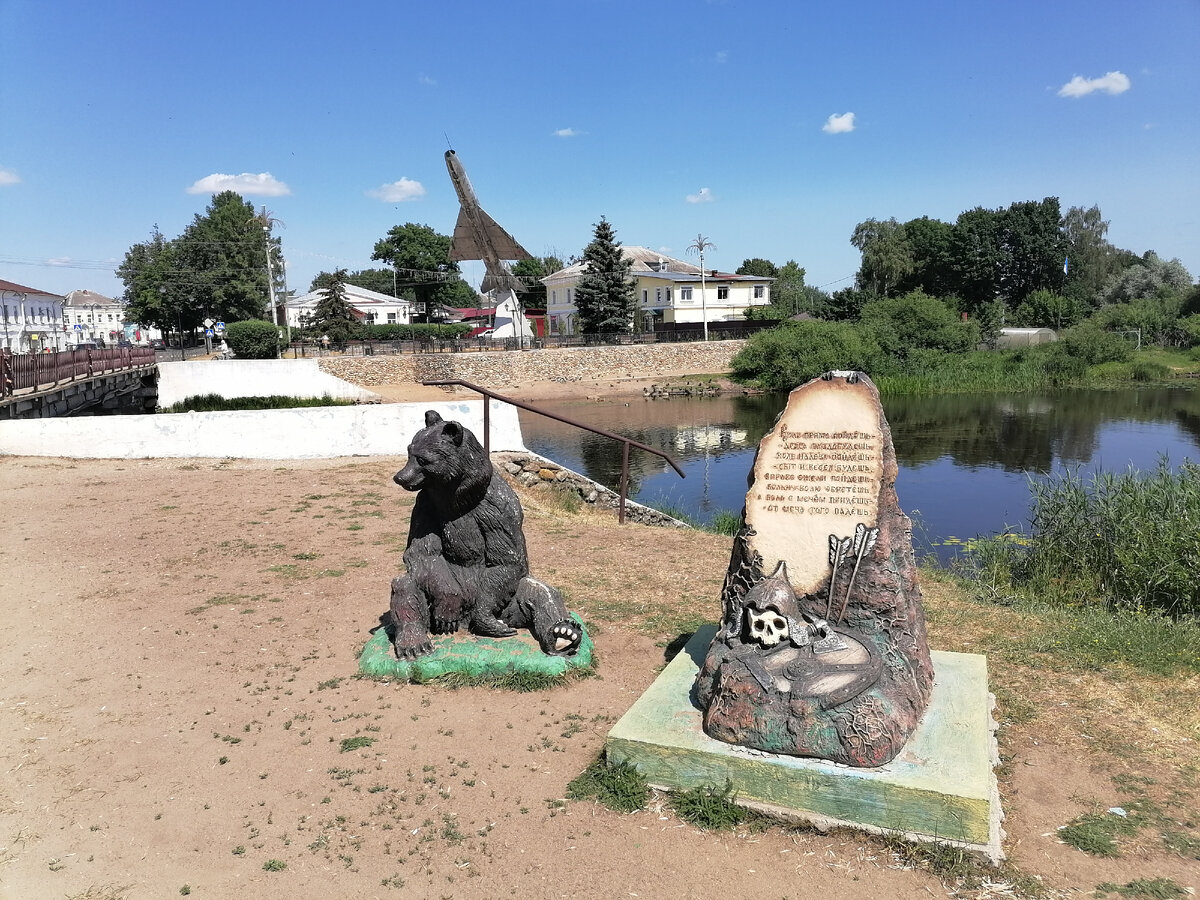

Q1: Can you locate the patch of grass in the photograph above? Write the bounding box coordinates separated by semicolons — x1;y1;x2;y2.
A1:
261;858;287;872
161;393;356;413
877;831;981;881
566;756;648;813
1095;878;1187;899
1059;809;1140;857
1163;829;1200;859
339;736;375;753
706;509;742;536
544;483;583;514
317;677;343;690
670;781;768;831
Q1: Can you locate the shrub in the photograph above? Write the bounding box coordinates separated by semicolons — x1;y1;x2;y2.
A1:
730;320;885;391
1057;322;1133;365
224;319;280;359
1130;360;1170;382
860;291;979;355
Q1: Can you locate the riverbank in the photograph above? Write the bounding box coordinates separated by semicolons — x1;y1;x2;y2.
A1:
1;455;1195;898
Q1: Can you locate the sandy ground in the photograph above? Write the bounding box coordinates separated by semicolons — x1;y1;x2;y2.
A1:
2;366;1197;899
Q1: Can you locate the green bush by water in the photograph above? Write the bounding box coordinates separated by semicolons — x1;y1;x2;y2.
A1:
161;393;356;413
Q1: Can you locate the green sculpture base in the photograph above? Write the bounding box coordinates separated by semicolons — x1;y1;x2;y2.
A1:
606;626;1002;860
358;615;594;684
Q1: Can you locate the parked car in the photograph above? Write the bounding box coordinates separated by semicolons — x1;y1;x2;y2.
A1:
150;339;166;350
74;341;99;350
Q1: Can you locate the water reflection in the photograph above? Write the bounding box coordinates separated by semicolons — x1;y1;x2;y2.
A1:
518;386;1200;562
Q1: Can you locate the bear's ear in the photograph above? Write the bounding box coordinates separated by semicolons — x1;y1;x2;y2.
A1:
424;410;443;427
442;421;465;446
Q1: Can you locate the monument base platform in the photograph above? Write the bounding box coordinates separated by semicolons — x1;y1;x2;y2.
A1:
358;615;594;684
606;626;1002;860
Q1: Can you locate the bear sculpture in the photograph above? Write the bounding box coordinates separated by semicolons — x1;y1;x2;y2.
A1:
389;410;582;659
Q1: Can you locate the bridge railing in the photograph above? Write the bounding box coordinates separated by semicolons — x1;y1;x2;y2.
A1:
0;347;157;398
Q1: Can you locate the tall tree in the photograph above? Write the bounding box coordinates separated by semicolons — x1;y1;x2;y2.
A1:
948;206;1006;310
510;255;563;310
118;226;192;335
371;223;472;320
736;257;778;278
176;191;272;323
575;218;636;334
1097;253;1194;305
997;197;1066;304
850;218;914;297
304;269;360;340
895;216;955;297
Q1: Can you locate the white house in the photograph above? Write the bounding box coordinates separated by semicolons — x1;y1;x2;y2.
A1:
1;278;67;352
284;284;414;330
541;246;772;335
62;289;162;348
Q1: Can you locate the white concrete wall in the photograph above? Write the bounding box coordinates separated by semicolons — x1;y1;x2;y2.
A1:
157;359;380;408
0;400;525;459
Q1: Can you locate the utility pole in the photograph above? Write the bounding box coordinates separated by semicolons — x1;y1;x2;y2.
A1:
686;234;716;342
264;225;280;358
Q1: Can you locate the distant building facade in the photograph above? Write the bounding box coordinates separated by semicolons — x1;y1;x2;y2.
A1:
1;278;67;352
284;284;414;330
541;247;772;335
63;290;163;348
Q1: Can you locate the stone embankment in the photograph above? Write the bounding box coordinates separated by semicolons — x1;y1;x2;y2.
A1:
494;451;689;528
319;341;745;389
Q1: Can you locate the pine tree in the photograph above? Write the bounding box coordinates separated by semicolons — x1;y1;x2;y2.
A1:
575;218;636;334
306;269;360;341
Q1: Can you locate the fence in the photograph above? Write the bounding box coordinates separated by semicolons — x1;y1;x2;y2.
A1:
288;319;773;358
0;347;157;398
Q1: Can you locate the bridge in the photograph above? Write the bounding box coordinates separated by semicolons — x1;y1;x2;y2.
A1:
1;347;158;418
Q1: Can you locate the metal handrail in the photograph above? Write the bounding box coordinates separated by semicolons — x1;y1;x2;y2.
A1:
423;379;685;524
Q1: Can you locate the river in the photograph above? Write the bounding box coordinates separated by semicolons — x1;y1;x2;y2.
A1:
518;386;1200;563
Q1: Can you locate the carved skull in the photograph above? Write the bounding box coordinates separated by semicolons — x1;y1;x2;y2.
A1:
746;607;790;648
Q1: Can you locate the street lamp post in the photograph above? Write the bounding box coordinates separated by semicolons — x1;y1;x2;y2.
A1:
686;235;716;342
263;225;281;359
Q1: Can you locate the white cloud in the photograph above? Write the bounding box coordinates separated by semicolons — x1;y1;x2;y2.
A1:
366;178;426;203
715;50;728;64
186;172;291;196
1058;71;1130;98
48;257;71;266
553;128;580;138
0;168;20;186
822;112;856;134
686;187;715;204
419;73;437;86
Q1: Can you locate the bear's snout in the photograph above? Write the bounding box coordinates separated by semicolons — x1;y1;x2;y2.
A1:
394;464;424;491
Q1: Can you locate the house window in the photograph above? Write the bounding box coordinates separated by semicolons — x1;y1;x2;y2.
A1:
753;285;765;299
666;288;672;302
551;290;557;305
655;288;661;304
642;290;648;305
717;286;730;300
387;313;397;324
567;289;573;305
680;287;692;301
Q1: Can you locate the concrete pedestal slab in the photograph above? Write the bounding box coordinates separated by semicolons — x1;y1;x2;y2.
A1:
606;626;1002;860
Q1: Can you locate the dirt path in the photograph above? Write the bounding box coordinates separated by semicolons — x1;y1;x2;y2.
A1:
1;454;1195;899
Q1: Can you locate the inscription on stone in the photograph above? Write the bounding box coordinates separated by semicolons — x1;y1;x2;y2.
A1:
746;380;884;595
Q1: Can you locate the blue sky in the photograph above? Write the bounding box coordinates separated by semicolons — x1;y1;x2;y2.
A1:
2;0;1197;301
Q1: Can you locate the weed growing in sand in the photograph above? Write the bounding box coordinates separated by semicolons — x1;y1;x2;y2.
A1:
340;736;375;753
669;781;769;831
262;858;287;872
1094;878;1187;899
566;756;648;813
1060;809;1141;857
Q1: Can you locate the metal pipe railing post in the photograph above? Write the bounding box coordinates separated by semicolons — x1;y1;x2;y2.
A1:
619;440;631;524
421;379;685;524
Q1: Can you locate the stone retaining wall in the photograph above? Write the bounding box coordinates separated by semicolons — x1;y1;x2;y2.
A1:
319;340;745;388
494;451;690;528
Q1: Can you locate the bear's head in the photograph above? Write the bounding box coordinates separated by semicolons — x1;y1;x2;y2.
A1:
394;410;489;494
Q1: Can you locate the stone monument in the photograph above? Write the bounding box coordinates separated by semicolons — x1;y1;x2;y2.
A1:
694;371;934;766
